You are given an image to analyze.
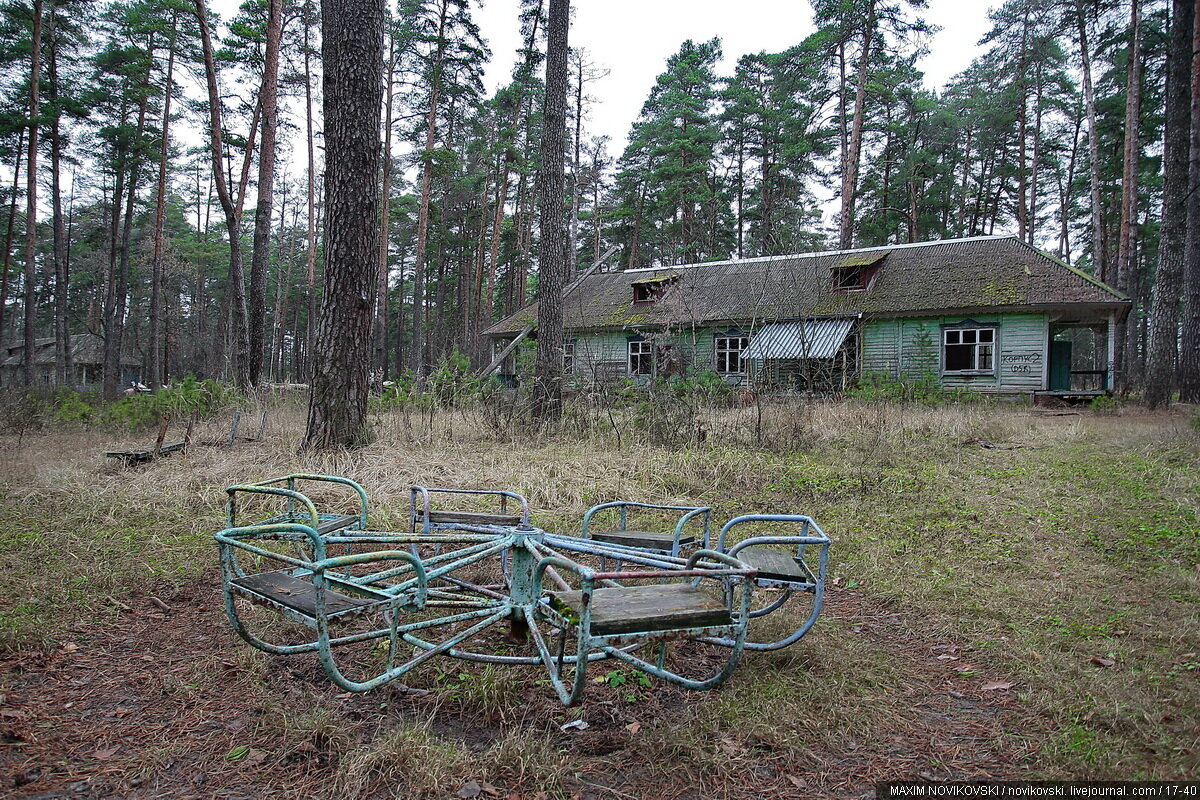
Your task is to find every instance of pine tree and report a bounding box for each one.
[303,0,384,449]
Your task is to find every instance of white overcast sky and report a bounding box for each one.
[473,0,1000,152]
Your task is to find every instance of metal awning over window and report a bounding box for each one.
[742,318,856,360]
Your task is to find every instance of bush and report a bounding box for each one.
[847,372,985,405]
[1090,394,1121,415]
[0,389,47,438]
[428,351,491,406]
[99,377,240,429]
[375,354,496,412]
[49,387,98,425]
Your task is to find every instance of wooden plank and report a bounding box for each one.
[231,570,375,619]
[227,411,242,447]
[426,510,522,526]
[315,514,359,534]
[737,547,814,583]
[105,441,185,463]
[153,414,171,455]
[551,583,731,635]
[590,530,695,550]
[183,411,198,452]
[479,325,533,377]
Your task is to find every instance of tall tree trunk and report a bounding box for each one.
[194,0,251,389]
[485,1,543,326]
[376,22,395,379]
[1178,0,1200,402]
[1076,0,1107,278]
[531,0,568,419]
[303,0,383,449]
[837,0,876,250]
[270,187,292,381]
[48,4,71,387]
[408,0,450,378]
[102,136,128,399]
[1016,9,1029,243]
[303,0,318,381]
[1115,0,1143,394]
[149,11,178,390]
[568,49,583,277]
[248,0,283,387]
[1144,0,1194,408]
[106,94,150,396]
[0,130,24,348]
[23,0,44,387]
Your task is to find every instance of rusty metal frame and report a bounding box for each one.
[580,501,712,556]
[409,485,531,534]
[215,476,832,705]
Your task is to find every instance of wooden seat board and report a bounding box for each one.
[232,570,376,618]
[105,441,185,461]
[591,530,695,550]
[551,583,731,636]
[316,514,359,534]
[737,547,815,583]
[426,510,522,526]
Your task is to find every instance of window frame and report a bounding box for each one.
[832,265,868,291]
[563,339,575,374]
[628,339,654,376]
[713,334,749,375]
[941,326,997,375]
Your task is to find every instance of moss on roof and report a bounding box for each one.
[484,236,1129,337]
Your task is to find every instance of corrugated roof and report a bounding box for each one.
[484,236,1130,337]
[743,318,856,360]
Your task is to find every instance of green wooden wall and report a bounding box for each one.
[557,313,1048,393]
[861,313,1047,393]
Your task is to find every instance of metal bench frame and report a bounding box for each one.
[216,476,831,705]
[580,500,712,557]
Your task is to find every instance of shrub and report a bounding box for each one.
[99,377,240,429]
[0,389,47,438]
[49,388,98,424]
[847,372,984,405]
[1090,394,1120,415]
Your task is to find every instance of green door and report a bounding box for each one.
[1049,340,1072,390]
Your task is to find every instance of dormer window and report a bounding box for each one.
[631,275,677,304]
[830,251,887,293]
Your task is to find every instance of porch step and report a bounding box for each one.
[590,530,695,551]
[550,583,731,636]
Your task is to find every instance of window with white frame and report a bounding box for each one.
[714,335,749,374]
[943,327,995,373]
[628,340,654,375]
[563,340,575,373]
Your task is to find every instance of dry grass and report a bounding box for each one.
[1,397,1198,795]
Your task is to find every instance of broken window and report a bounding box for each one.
[631,276,677,304]
[943,327,995,373]
[628,340,654,375]
[563,340,575,373]
[829,251,886,292]
[832,265,868,290]
[714,335,749,374]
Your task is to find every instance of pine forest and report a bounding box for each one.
[0,0,1196,403]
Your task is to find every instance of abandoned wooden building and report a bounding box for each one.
[483,235,1131,398]
[0,333,141,390]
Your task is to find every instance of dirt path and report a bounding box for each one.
[0,579,1052,800]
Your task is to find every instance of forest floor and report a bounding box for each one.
[0,399,1197,799]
